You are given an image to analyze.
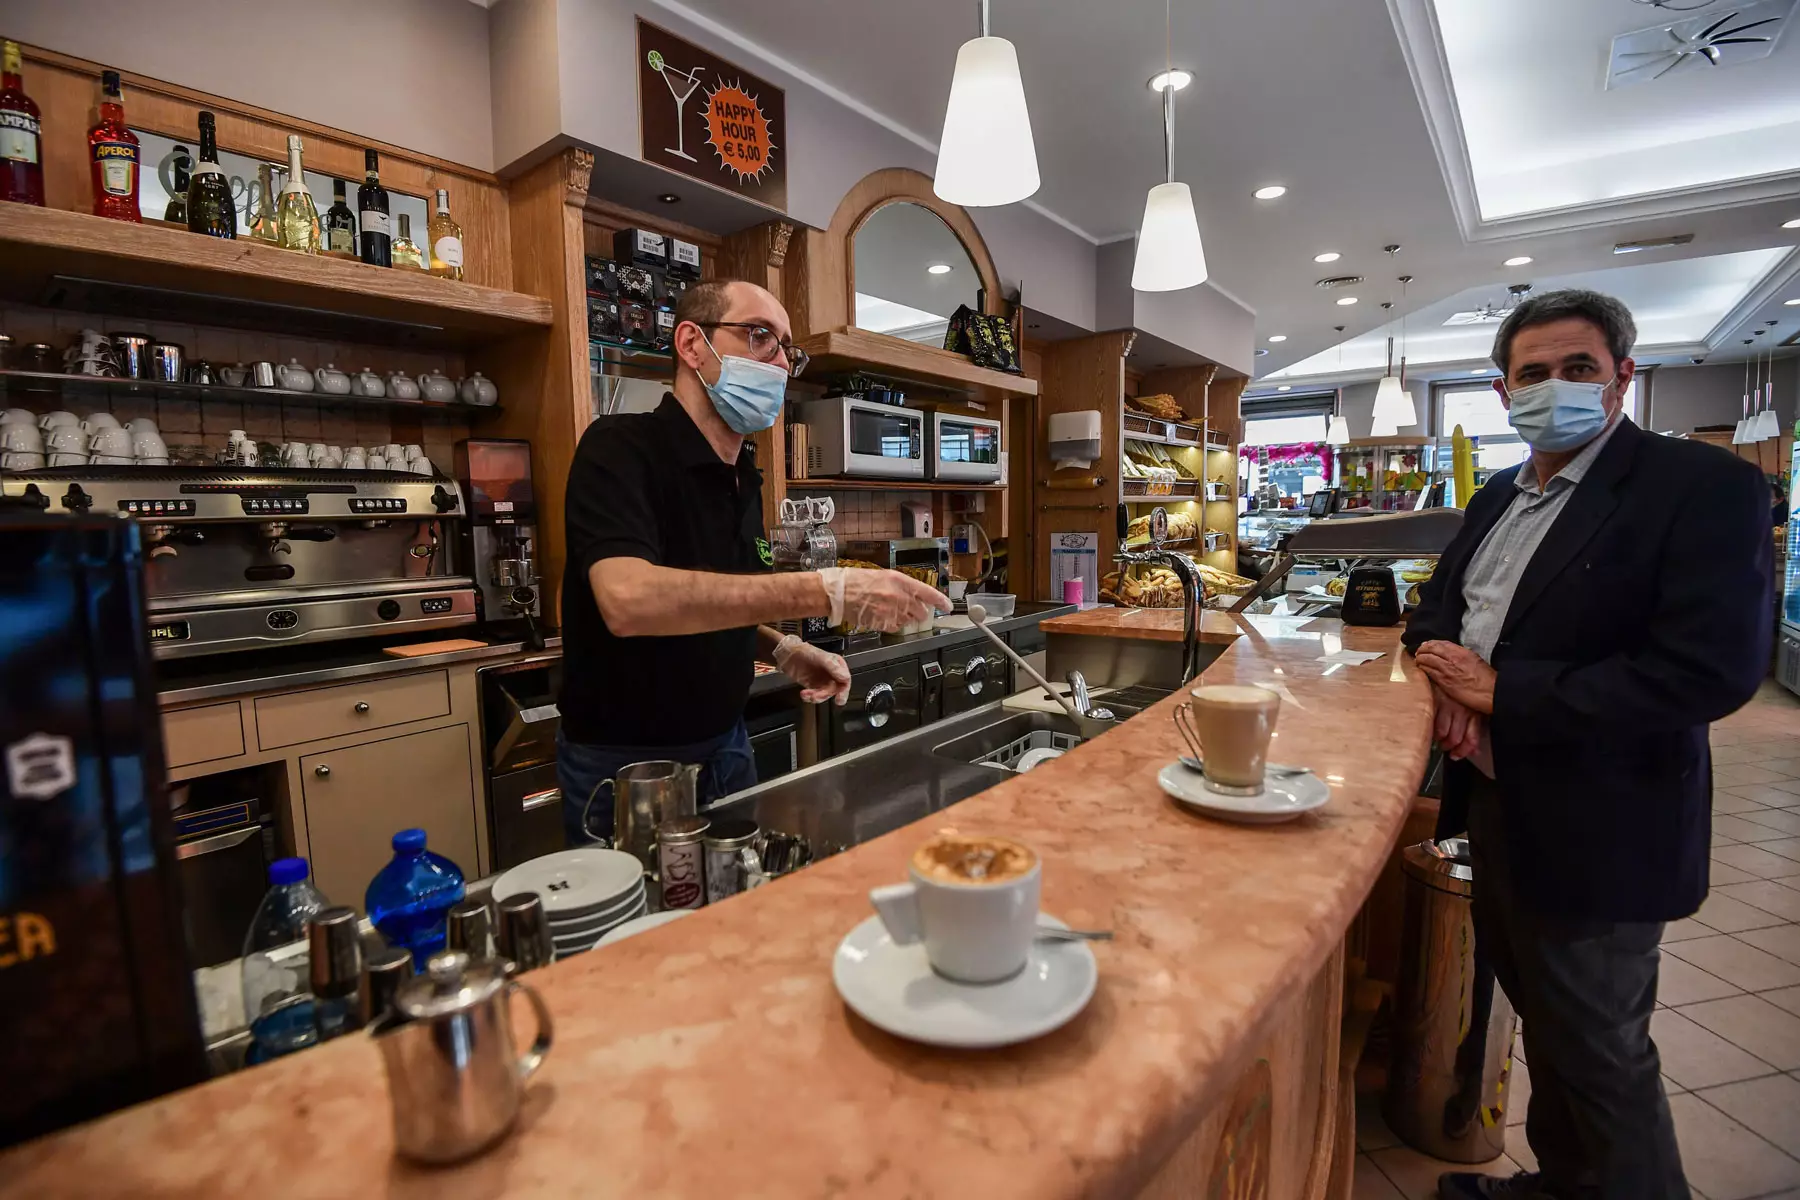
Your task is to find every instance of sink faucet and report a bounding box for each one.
[1066,669,1092,715]
[1114,548,1209,684]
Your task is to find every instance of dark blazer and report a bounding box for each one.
[1404,419,1772,922]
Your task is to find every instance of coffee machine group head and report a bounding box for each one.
[454,439,542,647]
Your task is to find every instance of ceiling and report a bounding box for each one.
[657,0,1800,373]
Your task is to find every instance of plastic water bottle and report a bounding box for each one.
[241,857,329,1059]
[365,829,465,968]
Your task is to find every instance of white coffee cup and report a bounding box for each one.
[2,450,45,469]
[47,426,90,454]
[383,443,405,463]
[89,427,134,457]
[280,442,308,467]
[2,408,37,425]
[410,457,433,476]
[404,444,424,461]
[137,456,170,466]
[344,449,367,469]
[84,412,122,431]
[91,453,134,466]
[3,423,43,452]
[869,832,1042,984]
[132,432,167,459]
[48,450,90,467]
[368,454,388,471]
[39,410,80,430]
[125,417,160,436]
[227,429,248,444]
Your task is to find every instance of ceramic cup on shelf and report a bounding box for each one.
[89,427,134,458]
[2,408,36,426]
[351,368,384,398]
[125,417,160,437]
[386,373,420,401]
[2,451,45,470]
[131,432,168,461]
[344,448,367,470]
[383,443,405,463]
[368,453,388,471]
[403,444,424,462]
[313,363,350,395]
[409,457,432,477]
[90,453,134,466]
[84,412,122,431]
[281,442,310,468]
[2,423,44,453]
[47,426,91,456]
[38,411,80,430]
[47,450,90,468]
[868,831,1043,985]
[307,442,329,465]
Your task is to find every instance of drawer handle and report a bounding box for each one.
[315,764,331,778]
[521,787,562,812]
[354,702,371,714]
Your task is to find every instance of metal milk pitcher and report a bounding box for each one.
[375,950,552,1164]
[592,759,699,870]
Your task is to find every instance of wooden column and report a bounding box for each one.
[1032,332,1133,601]
[472,148,595,624]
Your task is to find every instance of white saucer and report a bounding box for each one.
[596,908,693,946]
[551,899,646,947]
[545,884,647,934]
[832,914,1097,1049]
[492,848,644,918]
[1157,761,1330,823]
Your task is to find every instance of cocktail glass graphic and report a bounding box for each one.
[648,50,704,162]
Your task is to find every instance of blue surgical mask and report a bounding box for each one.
[1505,377,1612,452]
[701,333,788,434]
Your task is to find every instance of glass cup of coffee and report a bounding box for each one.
[869,831,1040,984]
[1173,683,1281,796]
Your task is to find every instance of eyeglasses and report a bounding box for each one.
[702,322,810,378]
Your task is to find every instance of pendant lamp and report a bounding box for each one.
[1371,336,1410,435]
[1132,4,1207,291]
[1734,358,1751,444]
[933,0,1040,208]
[1755,351,1780,441]
[1325,327,1349,444]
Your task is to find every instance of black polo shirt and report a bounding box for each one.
[558,394,770,746]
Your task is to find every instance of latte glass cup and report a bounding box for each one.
[870,833,1041,984]
[1173,683,1281,796]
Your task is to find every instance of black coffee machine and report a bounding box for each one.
[455,439,543,648]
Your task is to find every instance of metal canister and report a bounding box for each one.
[657,816,710,910]
[363,945,416,1028]
[446,896,494,960]
[306,906,364,1040]
[494,892,553,972]
[703,816,763,904]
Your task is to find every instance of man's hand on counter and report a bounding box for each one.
[818,567,951,633]
[772,634,852,706]
[1430,683,1484,761]
[1416,640,1497,717]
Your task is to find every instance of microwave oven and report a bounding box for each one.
[929,412,1003,483]
[794,398,925,480]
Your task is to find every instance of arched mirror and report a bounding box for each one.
[852,201,980,345]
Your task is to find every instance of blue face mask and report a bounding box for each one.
[701,333,789,435]
[1505,377,1612,452]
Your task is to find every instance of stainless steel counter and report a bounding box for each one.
[154,635,564,706]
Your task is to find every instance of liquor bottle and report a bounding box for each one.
[0,40,44,206]
[246,163,278,244]
[427,188,463,281]
[275,135,320,253]
[87,70,141,221]
[162,144,191,224]
[185,110,236,239]
[322,179,356,258]
[390,212,426,271]
[356,148,390,267]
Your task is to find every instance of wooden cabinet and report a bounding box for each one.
[299,725,479,914]
[255,670,451,750]
[161,701,245,768]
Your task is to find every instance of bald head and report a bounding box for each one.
[671,278,792,383]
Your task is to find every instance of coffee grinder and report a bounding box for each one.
[454,439,543,648]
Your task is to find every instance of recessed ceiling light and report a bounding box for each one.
[1267,334,1287,343]
[656,192,681,204]
[1253,185,1287,200]
[1786,298,1800,306]
[1503,256,1533,267]
[1255,348,1270,356]
[1336,296,1358,305]
[926,263,952,275]
[1276,385,1292,392]
[1313,251,1341,263]
[1785,218,1800,229]
[1147,69,1193,92]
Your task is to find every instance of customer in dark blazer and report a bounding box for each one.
[1404,289,1771,1200]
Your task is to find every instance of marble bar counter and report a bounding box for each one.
[0,617,1431,1199]
[1038,605,1244,644]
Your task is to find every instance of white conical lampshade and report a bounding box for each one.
[1326,413,1349,446]
[1756,407,1780,440]
[1373,374,1409,428]
[1732,417,1748,444]
[1370,415,1400,438]
[1132,182,1209,292]
[933,36,1039,207]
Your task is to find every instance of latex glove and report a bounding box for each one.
[772,634,851,706]
[816,567,951,633]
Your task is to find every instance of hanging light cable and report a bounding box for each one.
[1394,274,1419,427]
[1734,356,1751,444]
[1326,325,1350,445]
[1132,0,1208,291]
[933,0,1040,207]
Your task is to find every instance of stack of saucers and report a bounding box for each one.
[491,847,647,960]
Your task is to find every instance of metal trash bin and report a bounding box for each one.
[1383,837,1517,1162]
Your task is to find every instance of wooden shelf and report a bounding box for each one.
[784,478,1007,492]
[0,369,500,418]
[0,204,553,350]
[795,327,1038,401]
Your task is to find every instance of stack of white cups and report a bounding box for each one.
[0,410,167,468]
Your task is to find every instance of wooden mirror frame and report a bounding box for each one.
[787,167,1004,339]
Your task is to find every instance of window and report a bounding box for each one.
[1242,414,1327,446]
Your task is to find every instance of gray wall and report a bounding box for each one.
[1647,359,1800,436]
[1095,240,1256,376]
[5,0,497,170]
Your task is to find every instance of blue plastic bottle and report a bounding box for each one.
[365,828,465,968]
[241,856,329,1060]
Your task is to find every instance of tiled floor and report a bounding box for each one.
[1354,682,1800,1200]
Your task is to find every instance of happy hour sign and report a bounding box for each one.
[637,19,787,211]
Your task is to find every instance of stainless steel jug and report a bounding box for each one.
[375,950,553,1164]
[584,759,698,870]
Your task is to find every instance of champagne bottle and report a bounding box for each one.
[163,144,191,224]
[356,149,391,267]
[275,135,320,253]
[323,179,356,257]
[427,188,464,281]
[390,212,426,271]
[185,111,236,239]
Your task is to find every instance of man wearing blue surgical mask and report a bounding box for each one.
[1405,289,1771,1200]
[557,280,950,846]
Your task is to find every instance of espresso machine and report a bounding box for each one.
[454,439,543,647]
[0,465,475,658]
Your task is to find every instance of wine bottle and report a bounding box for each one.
[323,179,356,258]
[0,40,44,207]
[275,135,320,254]
[186,110,236,239]
[247,162,278,244]
[163,144,191,224]
[427,188,464,281]
[390,212,426,271]
[87,70,140,221]
[356,148,391,267]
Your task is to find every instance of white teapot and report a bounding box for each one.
[313,363,351,395]
[351,368,385,398]
[277,359,316,392]
[457,372,498,406]
[416,370,456,403]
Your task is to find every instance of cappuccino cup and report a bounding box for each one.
[89,427,134,457]
[1174,683,1281,796]
[2,423,43,452]
[869,831,1041,984]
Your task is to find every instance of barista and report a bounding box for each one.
[557,279,949,845]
